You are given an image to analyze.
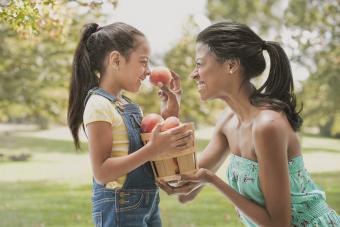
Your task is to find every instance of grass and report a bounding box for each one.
[0,173,339,227]
[1,133,339,156]
[300,135,340,153]
[0,182,92,227]
[0,134,85,154]
[0,134,340,226]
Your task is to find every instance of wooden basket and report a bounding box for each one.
[141,122,198,182]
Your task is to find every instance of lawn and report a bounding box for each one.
[0,173,339,227]
[0,134,340,226]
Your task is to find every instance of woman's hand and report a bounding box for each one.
[157,168,215,196]
[159,71,182,119]
[178,185,204,203]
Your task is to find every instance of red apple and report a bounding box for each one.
[150,66,172,87]
[161,116,180,131]
[141,113,164,133]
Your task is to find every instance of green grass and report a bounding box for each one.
[1,173,339,227]
[0,134,85,155]
[301,135,340,153]
[160,187,243,227]
[0,182,92,227]
[1,133,339,156]
[0,134,340,226]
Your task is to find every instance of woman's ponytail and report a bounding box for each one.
[251,41,303,131]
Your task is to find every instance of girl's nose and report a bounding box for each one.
[145,65,151,76]
[190,69,199,80]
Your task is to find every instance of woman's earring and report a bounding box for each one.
[229,70,233,74]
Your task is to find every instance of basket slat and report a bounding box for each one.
[141,122,198,182]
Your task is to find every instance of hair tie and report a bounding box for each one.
[262,40,267,50]
[96,26,102,32]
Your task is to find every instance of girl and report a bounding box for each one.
[158,22,340,226]
[67,22,192,227]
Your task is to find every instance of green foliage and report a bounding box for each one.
[285,0,340,137]
[164,18,225,125]
[0,1,117,127]
[0,0,71,40]
[207,0,281,32]
[0,26,74,127]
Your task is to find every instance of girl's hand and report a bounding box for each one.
[159,71,182,119]
[147,123,193,158]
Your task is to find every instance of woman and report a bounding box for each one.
[157,22,340,226]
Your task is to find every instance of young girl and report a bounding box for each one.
[67,22,192,227]
[158,22,340,226]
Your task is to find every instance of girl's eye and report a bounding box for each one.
[196,62,201,67]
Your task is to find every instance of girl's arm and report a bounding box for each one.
[87,121,192,185]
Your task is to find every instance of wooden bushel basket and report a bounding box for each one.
[141,123,198,182]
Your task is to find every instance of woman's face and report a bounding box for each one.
[119,36,151,93]
[191,42,228,101]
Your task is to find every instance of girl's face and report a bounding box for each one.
[191,42,228,101]
[119,36,151,93]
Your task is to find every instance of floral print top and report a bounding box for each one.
[227,154,340,227]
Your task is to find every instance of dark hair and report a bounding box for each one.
[68,22,145,149]
[197,22,303,131]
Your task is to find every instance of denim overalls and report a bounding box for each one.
[84,87,161,227]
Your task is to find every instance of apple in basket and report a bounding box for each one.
[141,113,164,133]
[161,116,180,131]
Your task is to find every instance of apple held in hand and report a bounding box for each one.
[141,113,164,133]
[150,66,172,87]
[161,116,180,131]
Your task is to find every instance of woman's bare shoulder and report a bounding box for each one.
[253,110,289,135]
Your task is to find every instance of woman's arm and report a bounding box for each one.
[161,109,231,203]
[252,115,291,226]
[87,121,193,185]
[174,115,291,227]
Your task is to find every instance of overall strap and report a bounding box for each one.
[84,87,118,107]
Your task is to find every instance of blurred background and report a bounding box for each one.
[0,0,339,226]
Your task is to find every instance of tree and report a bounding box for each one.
[163,17,225,126]
[0,0,118,127]
[285,0,340,137]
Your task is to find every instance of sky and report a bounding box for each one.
[101,0,308,84]
[104,0,210,56]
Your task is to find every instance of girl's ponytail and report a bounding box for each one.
[68,23,99,149]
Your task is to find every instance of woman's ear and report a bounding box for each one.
[225,58,240,74]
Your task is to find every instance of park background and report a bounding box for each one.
[0,0,339,226]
